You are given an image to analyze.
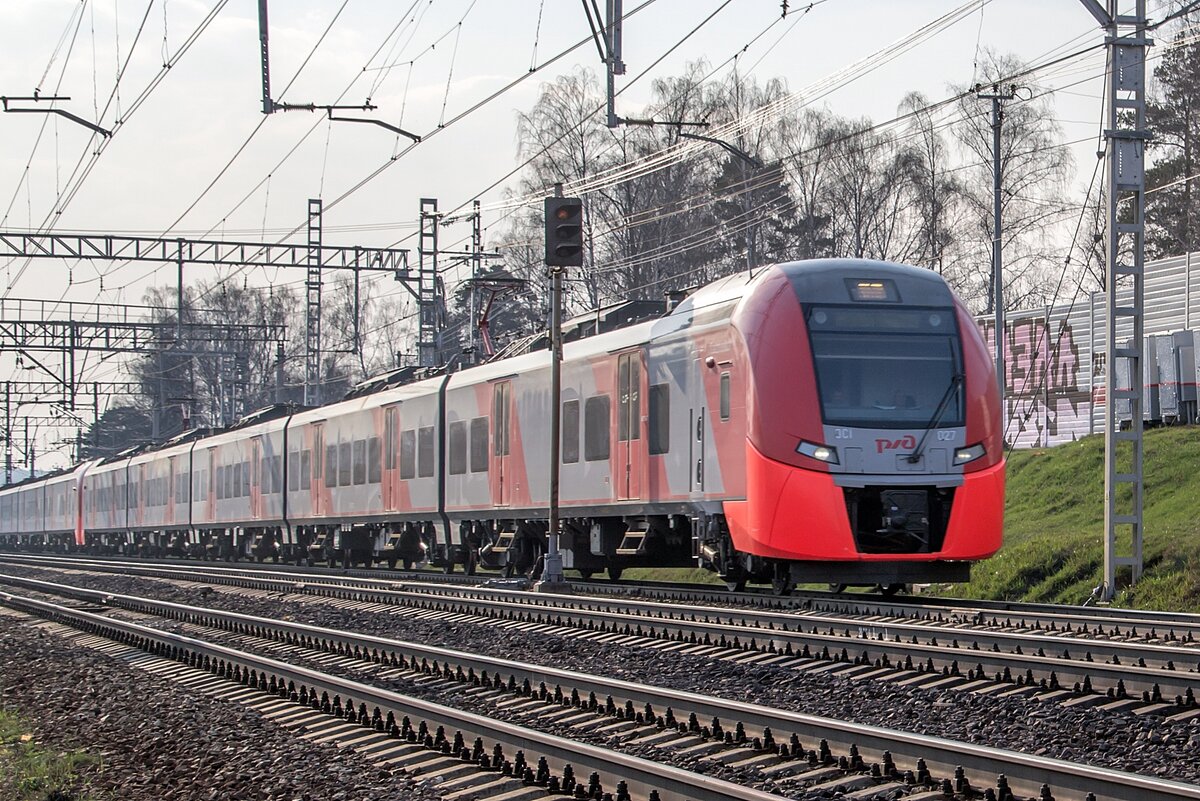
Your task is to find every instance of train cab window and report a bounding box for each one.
[288,451,300,492]
[368,437,381,484]
[584,395,610,462]
[399,430,416,480]
[326,444,338,487]
[418,426,435,478]
[649,384,671,455]
[300,450,311,490]
[806,305,964,428]
[719,373,731,421]
[470,418,489,473]
[448,421,467,476]
[339,442,352,487]
[352,439,367,485]
[561,400,580,464]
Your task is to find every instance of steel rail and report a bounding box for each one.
[0,587,783,801]
[7,573,1200,801]
[4,557,1195,700]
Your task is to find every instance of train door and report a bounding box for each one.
[690,358,706,496]
[616,351,645,500]
[383,406,399,512]
[312,423,326,516]
[250,437,264,519]
[490,381,512,508]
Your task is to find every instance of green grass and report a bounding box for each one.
[941,426,1200,611]
[0,708,100,801]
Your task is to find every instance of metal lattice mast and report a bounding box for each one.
[417,198,439,367]
[305,198,323,406]
[1081,0,1151,598]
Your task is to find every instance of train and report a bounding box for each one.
[0,258,1005,593]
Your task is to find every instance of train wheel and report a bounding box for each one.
[443,558,456,575]
[828,583,848,594]
[770,568,794,597]
[725,577,747,592]
[502,560,516,579]
[387,558,397,570]
[577,570,595,580]
[463,548,477,577]
[878,583,906,597]
[606,566,623,581]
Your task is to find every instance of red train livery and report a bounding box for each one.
[0,259,1004,592]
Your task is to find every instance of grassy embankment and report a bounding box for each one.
[0,708,99,801]
[621,426,1200,611]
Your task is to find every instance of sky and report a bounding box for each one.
[0,0,1164,467]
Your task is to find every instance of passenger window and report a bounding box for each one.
[368,437,381,484]
[339,442,352,487]
[400,430,416,480]
[470,417,489,473]
[418,426,435,478]
[562,400,580,464]
[288,451,300,492]
[448,421,467,476]
[649,383,670,455]
[353,439,367,485]
[300,450,311,490]
[720,372,731,421]
[326,444,338,487]
[584,395,610,462]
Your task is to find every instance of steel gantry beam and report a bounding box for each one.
[0,230,409,272]
[0,319,281,354]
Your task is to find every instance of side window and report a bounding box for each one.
[241,461,250,497]
[368,437,381,484]
[400,430,416,480]
[326,444,338,487]
[720,372,731,421]
[272,456,282,494]
[215,466,224,500]
[649,383,671,455]
[338,441,352,487]
[562,400,580,464]
[584,395,611,462]
[261,458,271,494]
[300,450,311,490]
[448,421,467,475]
[418,426,435,478]
[352,439,367,486]
[288,451,300,492]
[470,417,489,473]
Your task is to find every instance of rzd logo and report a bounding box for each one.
[875,434,916,454]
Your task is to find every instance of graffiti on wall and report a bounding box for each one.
[978,316,1093,446]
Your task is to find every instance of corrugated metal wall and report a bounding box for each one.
[975,251,1200,448]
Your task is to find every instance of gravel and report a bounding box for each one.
[3,563,1200,790]
[0,612,448,801]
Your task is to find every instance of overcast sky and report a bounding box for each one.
[0,0,1156,466]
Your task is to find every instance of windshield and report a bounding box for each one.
[807,305,963,429]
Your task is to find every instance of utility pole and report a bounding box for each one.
[4,383,11,485]
[468,200,482,365]
[417,198,441,368]
[976,83,1016,416]
[1078,0,1151,599]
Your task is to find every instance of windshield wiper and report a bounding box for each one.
[906,373,964,464]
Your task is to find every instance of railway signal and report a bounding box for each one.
[544,197,584,267]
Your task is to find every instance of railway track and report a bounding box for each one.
[5,573,1200,801]
[4,554,1199,715]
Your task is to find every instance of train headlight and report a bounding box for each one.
[797,441,839,464]
[953,443,986,465]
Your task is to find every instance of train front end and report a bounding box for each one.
[719,258,1004,590]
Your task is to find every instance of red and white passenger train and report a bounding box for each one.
[0,259,1005,591]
